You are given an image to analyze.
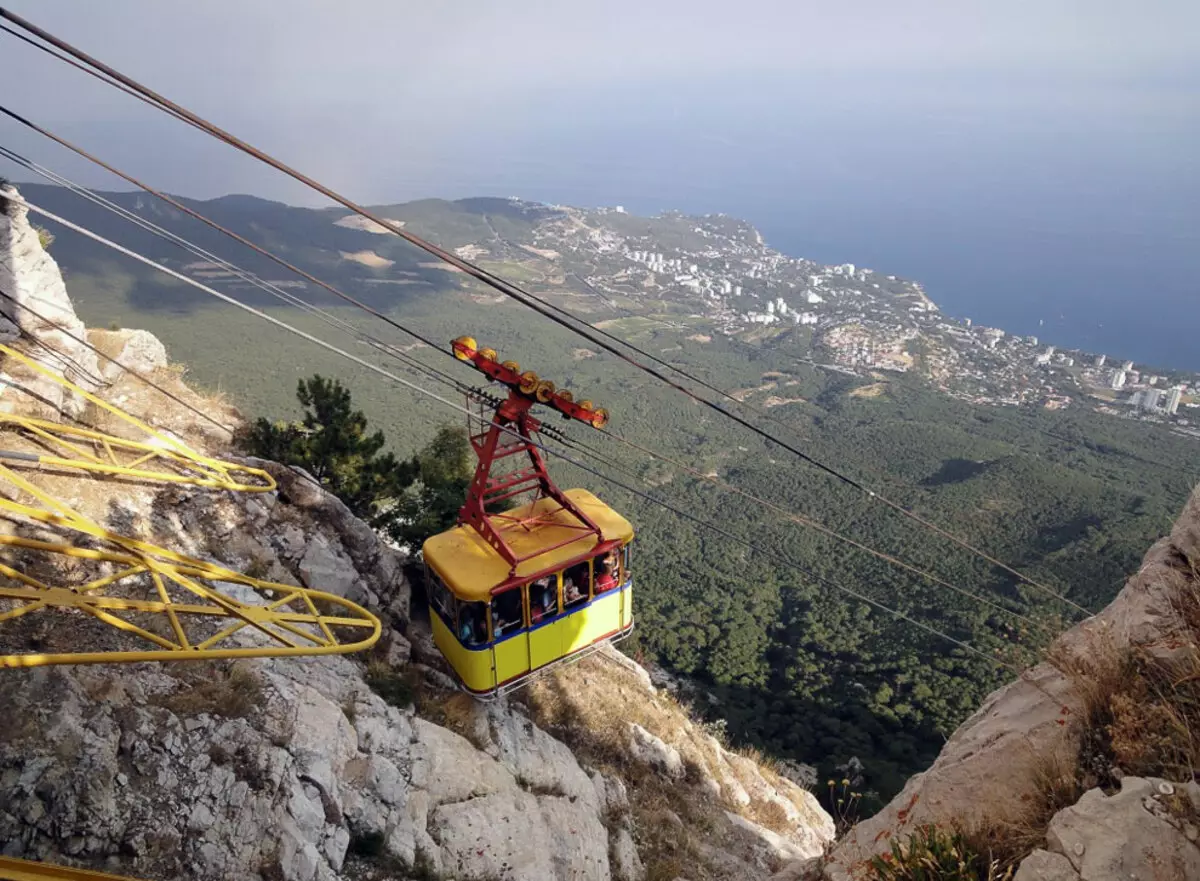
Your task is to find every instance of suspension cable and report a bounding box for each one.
[0,10,1087,614]
[6,194,1027,674]
[0,143,471,398]
[2,144,1071,628]
[0,291,237,437]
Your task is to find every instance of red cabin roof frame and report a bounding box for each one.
[452,338,608,577]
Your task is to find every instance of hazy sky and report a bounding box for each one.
[1,1,1196,206]
[2,2,1198,367]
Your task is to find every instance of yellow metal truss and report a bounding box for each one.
[0,343,274,492]
[0,460,380,667]
[0,346,382,668]
[0,855,148,880]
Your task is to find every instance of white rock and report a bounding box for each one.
[1014,849,1079,881]
[627,723,684,780]
[1043,776,1200,880]
[409,718,518,807]
[725,811,816,863]
[93,328,168,382]
[0,185,101,410]
[611,827,645,881]
[488,704,598,807]
[431,791,609,881]
[298,534,367,606]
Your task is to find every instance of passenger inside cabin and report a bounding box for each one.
[530,577,555,623]
[595,551,619,593]
[458,602,486,647]
[563,563,589,609]
[492,588,524,639]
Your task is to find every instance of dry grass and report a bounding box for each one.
[157,662,263,719]
[943,555,1200,877]
[520,652,758,880]
[746,797,791,835]
[364,659,416,709]
[419,690,487,748]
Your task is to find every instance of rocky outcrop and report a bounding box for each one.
[1015,777,1200,881]
[88,328,169,383]
[0,654,616,881]
[826,485,1200,879]
[0,184,101,413]
[0,216,837,879]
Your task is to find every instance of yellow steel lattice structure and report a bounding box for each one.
[0,342,381,667]
[0,855,149,880]
[0,343,274,492]
[0,460,380,667]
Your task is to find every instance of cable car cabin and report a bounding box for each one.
[424,488,634,697]
[422,335,636,697]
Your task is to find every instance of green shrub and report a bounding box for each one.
[869,826,1012,881]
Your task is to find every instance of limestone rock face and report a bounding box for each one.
[0,184,101,412]
[0,654,613,881]
[627,722,684,780]
[89,328,169,382]
[1016,777,1200,881]
[827,486,1200,878]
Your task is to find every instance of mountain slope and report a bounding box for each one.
[0,182,835,881]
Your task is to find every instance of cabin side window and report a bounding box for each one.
[595,547,620,593]
[622,542,632,581]
[457,600,488,648]
[563,561,591,610]
[529,575,558,624]
[428,570,455,624]
[491,586,525,640]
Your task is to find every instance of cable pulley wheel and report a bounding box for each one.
[452,336,477,361]
[535,380,557,403]
[519,371,540,394]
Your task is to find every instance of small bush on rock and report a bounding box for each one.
[869,826,1012,881]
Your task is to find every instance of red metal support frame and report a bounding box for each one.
[458,388,603,575]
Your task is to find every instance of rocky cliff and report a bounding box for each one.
[826,483,1200,880]
[0,184,836,880]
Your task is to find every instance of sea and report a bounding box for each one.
[413,75,1200,374]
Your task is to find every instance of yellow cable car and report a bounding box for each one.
[423,338,634,697]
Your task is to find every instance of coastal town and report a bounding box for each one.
[462,202,1198,439]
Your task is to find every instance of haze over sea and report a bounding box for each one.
[3,3,1196,371]
[415,77,1200,374]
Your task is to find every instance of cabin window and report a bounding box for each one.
[528,576,557,624]
[563,561,590,610]
[491,587,525,640]
[427,570,455,623]
[622,543,632,580]
[457,600,488,648]
[595,548,620,593]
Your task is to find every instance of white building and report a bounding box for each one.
[1093,354,1106,368]
[1122,360,1135,372]
[1166,386,1184,415]
[1111,369,1127,390]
